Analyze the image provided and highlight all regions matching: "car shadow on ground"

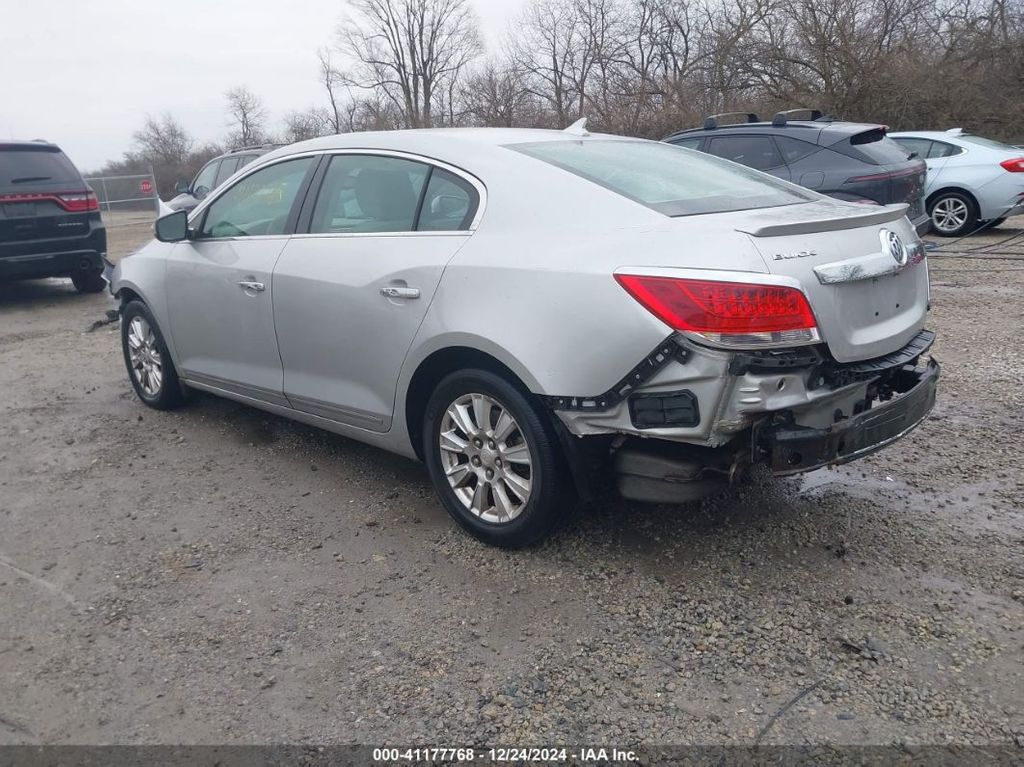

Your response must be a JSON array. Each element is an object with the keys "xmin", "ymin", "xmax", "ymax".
[
  {"xmin": 181, "ymin": 388, "xmax": 874, "ymax": 569},
  {"xmin": 0, "ymin": 278, "xmax": 87, "ymax": 307}
]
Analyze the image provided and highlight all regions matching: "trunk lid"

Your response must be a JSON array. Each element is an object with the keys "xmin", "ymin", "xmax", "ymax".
[
  {"xmin": 739, "ymin": 200, "xmax": 928, "ymax": 362},
  {"xmin": 0, "ymin": 144, "xmax": 92, "ymax": 247}
]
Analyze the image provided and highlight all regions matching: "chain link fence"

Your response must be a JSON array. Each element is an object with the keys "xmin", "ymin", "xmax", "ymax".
[{"xmin": 85, "ymin": 172, "xmax": 160, "ymax": 231}]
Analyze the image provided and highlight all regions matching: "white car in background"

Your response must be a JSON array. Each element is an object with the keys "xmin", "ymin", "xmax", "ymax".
[{"xmin": 889, "ymin": 129, "xmax": 1024, "ymax": 236}]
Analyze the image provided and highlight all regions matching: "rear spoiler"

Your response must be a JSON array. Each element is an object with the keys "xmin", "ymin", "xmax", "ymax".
[{"xmin": 735, "ymin": 203, "xmax": 909, "ymax": 237}]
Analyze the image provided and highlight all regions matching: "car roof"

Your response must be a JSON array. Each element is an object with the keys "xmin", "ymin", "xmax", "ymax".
[
  {"xmin": 0, "ymin": 140, "xmax": 63, "ymax": 151},
  {"xmin": 257, "ymin": 127, "xmax": 640, "ymax": 168},
  {"xmin": 664, "ymin": 120, "xmax": 885, "ymax": 146}
]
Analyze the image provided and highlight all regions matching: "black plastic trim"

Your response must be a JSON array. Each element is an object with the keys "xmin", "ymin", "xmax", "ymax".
[{"xmin": 546, "ymin": 339, "xmax": 689, "ymax": 412}]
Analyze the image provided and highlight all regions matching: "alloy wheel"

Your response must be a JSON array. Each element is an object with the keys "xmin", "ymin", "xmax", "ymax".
[
  {"xmin": 127, "ymin": 316, "xmax": 163, "ymax": 397},
  {"xmin": 438, "ymin": 393, "xmax": 534, "ymax": 524},
  {"xmin": 931, "ymin": 197, "xmax": 969, "ymax": 234}
]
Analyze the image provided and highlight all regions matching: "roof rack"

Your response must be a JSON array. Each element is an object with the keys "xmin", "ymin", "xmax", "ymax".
[
  {"xmin": 771, "ymin": 109, "xmax": 830, "ymax": 127},
  {"xmin": 227, "ymin": 143, "xmax": 282, "ymax": 153},
  {"xmin": 702, "ymin": 112, "xmax": 760, "ymax": 130}
]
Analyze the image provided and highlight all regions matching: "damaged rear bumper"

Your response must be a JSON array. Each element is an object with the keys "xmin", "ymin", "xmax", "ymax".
[{"xmin": 756, "ymin": 358, "xmax": 939, "ymax": 475}]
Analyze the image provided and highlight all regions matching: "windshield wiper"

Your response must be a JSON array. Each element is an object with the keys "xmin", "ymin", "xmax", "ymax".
[{"xmin": 11, "ymin": 176, "xmax": 52, "ymax": 183}]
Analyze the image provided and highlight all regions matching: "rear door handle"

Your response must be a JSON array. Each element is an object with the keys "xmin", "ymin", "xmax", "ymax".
[
  {"xmin": 380, "ymin": 286, "xmax": 420, "ymax": 299},
  {"xmin": 238, "ymin": 281, "xmax": 265, "ymax": 292}
]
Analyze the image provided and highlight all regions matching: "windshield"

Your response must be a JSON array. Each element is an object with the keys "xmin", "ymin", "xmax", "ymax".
[
  {"xmin": 959, "ymin": 134, "xmax": 1020, "ymax": 151},
  {"xmin": 510, "ymin": 140, "xmax": 815, "ymax": 217}
]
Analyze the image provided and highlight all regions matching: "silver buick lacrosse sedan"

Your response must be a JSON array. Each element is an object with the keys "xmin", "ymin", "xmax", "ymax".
[{"xmin": 110, "ymin": 126, "xmax": 938, "ymax": 547}]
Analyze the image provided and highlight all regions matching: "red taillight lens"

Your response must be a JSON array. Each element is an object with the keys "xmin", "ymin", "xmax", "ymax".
[
  {"xmin": 57, "ymin": 191, "xmax": 99, "ymax": 212},
  {"xmin": 615, "ymin": 275, "xmax": 819, "ymax": 348},
  {"xmin": 1000, "ymin": 157, "xmax": 1024, "ymax": 173},
  {"xmin": 0, "ymin": 191, "xmax": 99, "ymax": 212}
]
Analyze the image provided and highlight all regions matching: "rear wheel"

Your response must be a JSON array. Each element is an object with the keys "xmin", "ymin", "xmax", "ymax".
[
  {"xmin": 928, "ymin": 191, "xmax": 978, "ymax": 237},
  {"xmin": 120, "ymin": 300, "xmax": 185, "ymax": 410},
  {"xmin": 72, "ymin": 270, "xmax": 106, "ymax": 293},
  {"xmin": 422, "ymin": 369, "xmax": 571, "ymax": 548}
]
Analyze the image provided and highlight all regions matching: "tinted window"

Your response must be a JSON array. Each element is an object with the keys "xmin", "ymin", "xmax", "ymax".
[
  {"xmin": 511, "ymin": 140, "xmax": 814, "ymax": 217},
  {"xmin": 237, "ymin": 154, "xmax": 258, "ymax": 169},
  {"xmin": 0, "ymin": 147, "xmax": 80, "ymax": 189},
  {"xmin": 310, "ymin": 155, "xmax": 428, "ymax": 234},
  {"xmin": 775, "ymin": 136, "xmax": 819, "ymax": 163},
  {"xmin": 670, "ymin": 137, "xmax": 703, "ymax": 150},
  {"xmin": 214, "ymin": 157, "xmax": 240, "ymax": 187},
  {"xmin": 707, "ymin": 136, "xmax": 783, "ymax": 171},
  {"xmin": 417, "ymin": 168, "xmax": 478, "ymax": 231},
  {"xmin": 192, "ymin": 161, "xmax": 219, "ymax": 196},
  {"xmin": 892, "ymin": 137, "xmax": 932, "ymax": 159},
  {"xmin": 200, "ymin": 158, "xmax": 313, "ymax": 238},
  {"xmin": 841, "ymin": 135, "xmax": 914, "ymax": 165},
  {"xmin": 928, "ymin": 141, "xmax": 963, "ymax": 158}
]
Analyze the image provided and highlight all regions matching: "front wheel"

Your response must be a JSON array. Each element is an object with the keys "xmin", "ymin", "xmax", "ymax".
[
  {"xmin": 120, "ymin": 300, "xmax": 185, "ymax": 410},
  {"xmin": 422, "ymin": 369, "xmax": 571, "ymax": 548},
  {"xmin": 928, "ymin": 192, "xmax": 978, "ymax": 237}
]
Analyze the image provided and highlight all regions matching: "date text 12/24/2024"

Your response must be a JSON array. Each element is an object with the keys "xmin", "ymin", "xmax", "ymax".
[{"xmin": 372, "ymin": 747, "xmax": 639, "ymax": 763}]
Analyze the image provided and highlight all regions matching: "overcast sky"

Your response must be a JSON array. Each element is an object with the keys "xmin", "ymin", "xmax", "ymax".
[{"xmin": 0, "ymin": 0, "xmax": 525, "ymax": 170}]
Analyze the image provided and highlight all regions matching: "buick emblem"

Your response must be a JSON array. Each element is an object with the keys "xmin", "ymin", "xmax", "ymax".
[{"xmin": 880, "ymin": 229, "xmax": 907, "ymax": 266}]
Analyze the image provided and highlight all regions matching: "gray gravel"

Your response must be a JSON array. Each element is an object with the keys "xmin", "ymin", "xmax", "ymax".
[{"xmin": 0, "ymin": 220, "xmax": 1022, "ymax": 747}]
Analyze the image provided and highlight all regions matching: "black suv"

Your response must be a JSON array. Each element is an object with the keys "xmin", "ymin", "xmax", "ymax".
[
  {"xmin": 167, "ymin": 144, "xmax": 280, "ymax": 213},
  {"xmin": 664, "ymin": 110, "xmax": 931, "ymax": 235},
  {"xmin": 0, "ymin": 141, "xmax": 107, "ymax": 292}
]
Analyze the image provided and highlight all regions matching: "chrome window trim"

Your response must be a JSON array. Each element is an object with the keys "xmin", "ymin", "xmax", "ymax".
[{"xmin": 189, "ymin": 147, "xmax": 488, "ymax": 235}]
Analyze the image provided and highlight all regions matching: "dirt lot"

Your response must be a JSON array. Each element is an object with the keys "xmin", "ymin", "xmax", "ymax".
[{"xmin": 1, "ymin": 212, "xmax": 1022, "ymax": 748}]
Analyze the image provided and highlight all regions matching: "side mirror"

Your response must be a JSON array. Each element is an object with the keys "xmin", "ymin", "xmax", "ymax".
[
  {"xmin": 154, "ymin": 210, "xmax": 189, "ymax": 243},
  {"xmin": 175, "ymin": 180, "xmax": 189, "ymax": 194},
  {"xmin": 194, "ymin": 185, "xmax": 211, "ymax": 200}
]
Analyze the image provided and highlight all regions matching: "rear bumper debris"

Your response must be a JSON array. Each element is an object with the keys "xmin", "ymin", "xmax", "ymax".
[{"xmin": 756, "ymin": 358, "xmax": 939, "ymax": 474}]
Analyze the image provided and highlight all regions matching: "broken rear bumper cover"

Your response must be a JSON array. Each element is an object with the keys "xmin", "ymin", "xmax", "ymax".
[{"xmin": 755, "ymin": 358, "xmax": 939, "ymax": 475}]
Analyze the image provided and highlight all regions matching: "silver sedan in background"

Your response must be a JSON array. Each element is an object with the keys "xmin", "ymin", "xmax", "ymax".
[{"xmin": 111, "ymin": 127, "xmax": 938, "ymax": 547}]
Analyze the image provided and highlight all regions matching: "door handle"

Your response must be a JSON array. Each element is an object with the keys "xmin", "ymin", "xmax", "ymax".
[
  {"xmin": 238, "ymin": 280, "xmax": 265, "ymax": 292},
  {"xmin": 380, "ymin": 286, "xmax": 420, "ymax": 299}
]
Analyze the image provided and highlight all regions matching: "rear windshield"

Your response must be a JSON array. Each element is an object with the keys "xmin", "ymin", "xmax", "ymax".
[
  {"xmin": 510, "ymin": 139, "xmax": 815, "ymax": 217},
  {"xmin": 839, "ymin": 134, "xmax": 914, "ymax": 165},
  {"xmin": 0, "ymin": 146, "xmax": 80, "ymax": 189},
  {"xmin": 958, "ymin": 134, "xmax": 1019, "ymax": 151}
]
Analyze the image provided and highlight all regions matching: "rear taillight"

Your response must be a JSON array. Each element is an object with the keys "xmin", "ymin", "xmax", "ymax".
[
  {"xmin": 0, "ymin": 190, "xmax": 99, "ymax": 212},
  {"xmin": 1000, "ymin": 157, "xmax": 1024, "ymax": 173},
  {"xmin": 615, "ymin": 274, "xmax": 820, "ymax": 349},
  {"xmin": 57, "ymin": 191, "xmax": 100, "ymax": 212}
]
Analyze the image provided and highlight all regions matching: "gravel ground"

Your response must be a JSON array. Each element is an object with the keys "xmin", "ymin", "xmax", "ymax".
[{"xmin": 0, "ymin": 214, "xmax": 1021, "ymax": 748}]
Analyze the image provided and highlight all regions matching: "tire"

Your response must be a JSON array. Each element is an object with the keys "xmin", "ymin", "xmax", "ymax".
[
  {"xmin": 72, "ymin": 270, "xmax": 106, "ymax": 294},
  {"xmin": 928, "ymin": 191, "xmax": 978, "ymax": 237},
  {"xmin": 422, "ymin": 369, "xmax": 572, "ymax": 548},
  {"xmin": 120, "ymin": 300, "xmax": 185, "ymax": 410}
]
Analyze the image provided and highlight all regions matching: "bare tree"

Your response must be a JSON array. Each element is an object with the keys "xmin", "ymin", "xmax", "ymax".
[
  {"xmin": 282, "ymin": 108, "xmax": 334, "ymax": 143},
  {"xmin": 335, "ymin": 0, "xmax": 483, "ymax": 128},
  {"xmin": 225, "ymin": 86, "xmax": 269, "ymax": 147},
  {"xmin": 132, "ymin": 114, "xmax": 193, "ymax": 166},
  {"xmin": 459, "ymin": 59, "xmax": 535, "ymax": 126}
]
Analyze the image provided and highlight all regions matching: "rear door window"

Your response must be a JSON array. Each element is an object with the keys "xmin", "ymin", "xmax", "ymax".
[
  {"xmin": 775, "ymin": 136, "xmax": 819, "ymax": 164},
  {"xmin": 417, "ymin": 168, "xmax": 478, "ymax": 231},
  {"xmin": 928, "ymin": 141, "xmax": 963, "ymax": 158},
  {"xmin": 215, "ymin": 157, "xmax": 241, "ymax": 187},
  {"xmin": 892, "ymin": 137, "xmax": 932, "ymax": 159},
  {"xmin": 669, "ymin": 137, "xmax": 704, "ymax": 150},
  {"xmin": 309, "ymin": 155, "xmax": 429, "ymax": 234},
  {"xmin": 707, "ymin": 136, "xmax": 784, "ymax": 171},
  {"xmin": 0, "ymin": 147, "xmax": 80, "ymax": 189}
]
